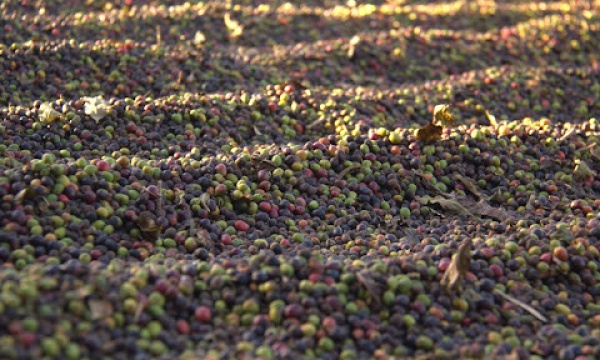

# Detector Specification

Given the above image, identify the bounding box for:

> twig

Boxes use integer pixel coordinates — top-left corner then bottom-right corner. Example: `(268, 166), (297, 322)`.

(134, 301), (144, 323)
(338, 164), (361, 179)
(556, 128), (576, 145)
(494, 289), (548, 323)
(306, 117), (327, 130)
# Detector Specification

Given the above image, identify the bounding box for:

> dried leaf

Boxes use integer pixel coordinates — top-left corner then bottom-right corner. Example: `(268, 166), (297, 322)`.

(423, 195), (474, 217)
(195, 227), (214, 248)
(454, 174), (487, 200)
(485, 110), (498, 127)
(440, 239), (471, 294)
(198, 192), (211, 210)
(415, 123), (443, 144)
(356, 270), (383, 307)
(433, 104), (456, 127)
(39, 102), (62, 123)
(186, 72), (195, 84)
(525, 194), (537, 211)
(193, 31), (206, 46)
(306, 117), (327, 130)
(72, 286), (93, 299)
(4, 152), (23, 167)
(531, 341), (550, 356)
(134, 301), (145, 323)
(212, 61), (243, 79)
(500, 348), (523, 360)
(493, 290), (548, 322)
(339, 164), (362, 179)
(348, 35), (361, 59)
(82, 96), (111, 123)
(14, 188), (36, 203)
(284, 79), (308, 90)
(88, 299), (114, 320)
(590, 146), (600, 161)
(574, 159), (596, 180)
(469, 198), (511, 220)
(135, 211), (163, 241)
(155, 25), (161, 46)
(489, 189), (504, 204)
(260, 160), (278, 168)
(224, 13), (244, 38)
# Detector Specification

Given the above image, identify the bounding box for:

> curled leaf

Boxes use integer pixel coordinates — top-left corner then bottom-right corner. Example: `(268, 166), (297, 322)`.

(82, 96), (111, 123)
(485, 110), (498, 127)
(88, 299), (114, 320)
(574, 159), (596, 180)
(356, 270), (383, 307)
(456, 195), (512, 220)
(198, 192), (211, 210)
(433, 104), (456, 127)
(421, 195), (474, 217)
(525, 194), (537, 211)
(338, 164), (362, 179)
(440, 239), (471, 294)
(224, 13), (244, 38)
(454, 173), (488, 200)
(348, 35), (361, 59)
(590, 145), (600, 161)
(39, 102), (62, 123)
(196, 227), (214, 248)
(193, 31), (206, 46)
(212, 62), (243, 79)
(174, 188), (186, 205)
(415, 123), (443, 144)
(135, 211), (163, 241)
(284, 79), (309, 90)
(14, 188), (36, 203)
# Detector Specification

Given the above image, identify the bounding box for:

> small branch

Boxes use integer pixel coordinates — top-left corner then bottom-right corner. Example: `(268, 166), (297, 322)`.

(338, 164), (361, 179)
(306, 117), (327, 130)
(494, 290), (548, 323)
(556, 128), (576, 145)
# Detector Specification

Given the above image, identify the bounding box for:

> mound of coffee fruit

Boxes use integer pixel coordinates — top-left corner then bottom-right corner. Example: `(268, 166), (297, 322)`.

(1, 0), (599, 359)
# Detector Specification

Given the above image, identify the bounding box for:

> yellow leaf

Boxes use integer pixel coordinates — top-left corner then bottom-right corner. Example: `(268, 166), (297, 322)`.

(433, 104), (456, 127)
(485, 110), (497, 127)
(415, 123), (443, 144)
(574, 159), (596, 180)
(88, 299), (114, 320)
(224, 13), (244, 38)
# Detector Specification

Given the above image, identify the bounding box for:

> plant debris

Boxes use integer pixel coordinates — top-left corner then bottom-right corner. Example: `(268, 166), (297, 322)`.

(356, 269), (383, 307)
(493, 290), (548, 323)
(454, 173), (489, 200)
(88, 299), (114, 321)
(574, 159), (597, 180)
(416, 104), (456, 143)
(417, 195), (475, 217)
(440, 239), (472, 294)
(415, 123), (444, 144)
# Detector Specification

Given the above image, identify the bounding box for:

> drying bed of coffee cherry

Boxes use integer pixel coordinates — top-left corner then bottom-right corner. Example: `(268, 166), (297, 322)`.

(1, 0), (600, 359)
